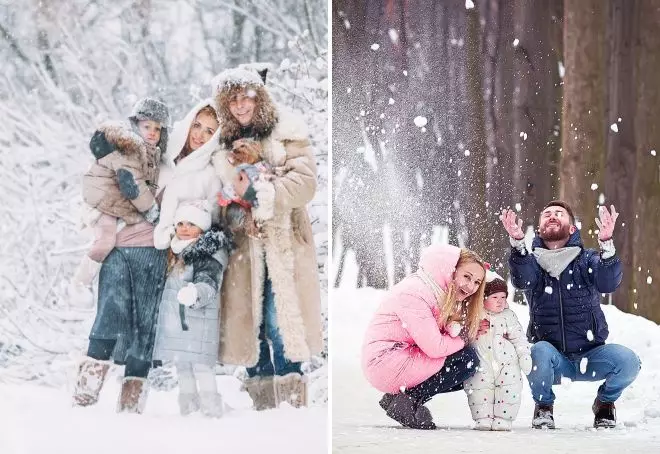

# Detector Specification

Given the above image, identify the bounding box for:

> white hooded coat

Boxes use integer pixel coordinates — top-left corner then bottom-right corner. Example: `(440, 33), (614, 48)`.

(154, 99), (222, 250)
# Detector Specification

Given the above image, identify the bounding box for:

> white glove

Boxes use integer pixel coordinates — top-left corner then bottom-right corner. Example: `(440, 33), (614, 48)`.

(446, 321), (462, 338)
(177, 283), (198, 307)
(519, 354), (533, 375)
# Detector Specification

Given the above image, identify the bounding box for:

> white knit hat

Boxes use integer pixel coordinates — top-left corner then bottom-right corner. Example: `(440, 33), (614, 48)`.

(173, 200), (212, 231)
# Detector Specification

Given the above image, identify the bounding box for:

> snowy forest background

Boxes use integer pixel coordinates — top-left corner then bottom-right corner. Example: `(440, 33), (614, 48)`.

(332, 0), (660, 324)
(0, 0), (328, 394)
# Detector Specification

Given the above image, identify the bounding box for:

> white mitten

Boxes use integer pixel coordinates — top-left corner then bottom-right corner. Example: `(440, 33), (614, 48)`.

(446, 321), (463, 338)
(177, 283), (198, 307)
(519, 354), (533, 375)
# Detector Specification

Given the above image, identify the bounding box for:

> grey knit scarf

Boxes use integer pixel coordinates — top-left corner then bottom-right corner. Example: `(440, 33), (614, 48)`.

(532, 246), (581, 279)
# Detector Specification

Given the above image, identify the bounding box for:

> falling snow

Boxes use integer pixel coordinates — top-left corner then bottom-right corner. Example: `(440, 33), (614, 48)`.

(591, 183), (599, 190)
(652, 150), (657, 156)
(388, 29), (399, 43)
(370, 43), (380, 51)
(413, 116), (428, 127)
(648, 276), (653, 285)
(580, 358), (589, 374)
(465, 0), (475, 9)
(513, 38), (520, 47)
(586, 330), (594, 341)
(544, 286), (553, 294)
(610, 123), (619, 132)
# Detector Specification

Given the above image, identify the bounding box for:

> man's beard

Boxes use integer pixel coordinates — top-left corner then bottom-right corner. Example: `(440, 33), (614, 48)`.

(539, 223), (571, 242)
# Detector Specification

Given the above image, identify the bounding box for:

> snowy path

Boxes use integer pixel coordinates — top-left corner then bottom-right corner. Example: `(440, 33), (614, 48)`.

(332, 287), (660, 453)
(0, 375), (327, 453)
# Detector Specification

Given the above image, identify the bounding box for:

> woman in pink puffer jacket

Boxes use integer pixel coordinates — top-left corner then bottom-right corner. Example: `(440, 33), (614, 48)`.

(362, 244), (488, 429)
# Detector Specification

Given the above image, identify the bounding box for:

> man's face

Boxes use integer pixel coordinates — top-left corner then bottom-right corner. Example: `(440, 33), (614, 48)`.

(538, 206), (575, 242)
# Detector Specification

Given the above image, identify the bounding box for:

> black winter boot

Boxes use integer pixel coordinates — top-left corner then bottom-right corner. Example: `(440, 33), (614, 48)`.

(532, 403), (555, 429)
(383, 393), (436, 430)
(593, 398), (616, 428)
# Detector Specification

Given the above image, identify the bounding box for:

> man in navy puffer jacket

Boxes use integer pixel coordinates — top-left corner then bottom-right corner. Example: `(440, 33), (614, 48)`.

(500, 200), (641, 430)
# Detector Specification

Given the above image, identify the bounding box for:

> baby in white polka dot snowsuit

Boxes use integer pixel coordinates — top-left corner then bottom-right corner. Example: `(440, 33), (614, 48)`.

(464, 275), (532, 431)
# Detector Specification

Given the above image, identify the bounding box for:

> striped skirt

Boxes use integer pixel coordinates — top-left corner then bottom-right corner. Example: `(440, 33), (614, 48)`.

(88, 247), (167, 364)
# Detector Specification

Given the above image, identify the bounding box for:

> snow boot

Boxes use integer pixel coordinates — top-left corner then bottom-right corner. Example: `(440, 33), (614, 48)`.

(275, 373), (307, 408)
(379, 393), (395, 411)
(117, 377), (148, 414)
(474, 418), (493, 431)
(72, 357), (110, 407)
(492, 417), (512, 431)
(243, 376), (276, 411)
(593, 398), (616, 428)
(199, 392), (225, 418)
(532, 403), (555, 429)
(384, 393), (436, 430)
(177, 392), (200, 416)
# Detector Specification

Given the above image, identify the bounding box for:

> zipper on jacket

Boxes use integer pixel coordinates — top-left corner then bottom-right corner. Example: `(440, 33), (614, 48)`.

(558, 280), (566, 352)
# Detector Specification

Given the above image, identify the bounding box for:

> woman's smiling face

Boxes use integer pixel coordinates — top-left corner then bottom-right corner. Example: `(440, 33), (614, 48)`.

(452, 262), (485, 301)
(187, 111), (218, 151)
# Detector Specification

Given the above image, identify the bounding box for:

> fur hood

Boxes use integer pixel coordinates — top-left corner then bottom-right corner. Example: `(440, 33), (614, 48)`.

(162, 99), (221, 175)
(213, 68), (279, 148)
(93, 121), (153, 161)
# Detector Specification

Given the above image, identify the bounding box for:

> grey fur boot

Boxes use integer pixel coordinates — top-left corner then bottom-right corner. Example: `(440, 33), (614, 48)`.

(117, 377), (149, 414)
(275, 373), (307, 408)
(72, 357), (111, 407)
(199, 392), (224, 418)
(178, 392), (200, 416)
(243, 376), (276, 411)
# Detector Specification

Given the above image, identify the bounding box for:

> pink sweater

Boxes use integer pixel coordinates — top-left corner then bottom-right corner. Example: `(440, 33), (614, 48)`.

(361, 244), (466, 393)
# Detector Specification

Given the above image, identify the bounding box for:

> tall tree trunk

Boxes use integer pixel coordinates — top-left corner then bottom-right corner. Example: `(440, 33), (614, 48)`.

(513, 0), (560, 231)
(464, 4), (489, 257)
(632, 0), (660, 323)
(492, 0), (516, 272)
(560, 0), (608, 249)
(605, 0), (637, 311)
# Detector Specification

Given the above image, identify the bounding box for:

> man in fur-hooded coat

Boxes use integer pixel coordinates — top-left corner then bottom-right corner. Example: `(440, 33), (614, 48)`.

(211, 68), (322, 408)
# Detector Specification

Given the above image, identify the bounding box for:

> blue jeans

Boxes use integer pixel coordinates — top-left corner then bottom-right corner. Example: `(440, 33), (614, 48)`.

(246, 271), (302, 378)
(528, 341), (641, 405)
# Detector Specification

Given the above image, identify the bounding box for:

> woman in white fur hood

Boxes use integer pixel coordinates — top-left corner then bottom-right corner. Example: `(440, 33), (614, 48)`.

(153, 100), (222, 250)
(211, 67), (322, 411)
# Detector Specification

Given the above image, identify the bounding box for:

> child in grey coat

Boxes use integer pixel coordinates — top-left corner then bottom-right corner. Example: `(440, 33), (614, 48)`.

(152, 199), (232, 417)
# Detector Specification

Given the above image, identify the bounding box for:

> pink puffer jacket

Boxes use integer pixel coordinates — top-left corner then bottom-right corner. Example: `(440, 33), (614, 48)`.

(361, 244), (467, 393)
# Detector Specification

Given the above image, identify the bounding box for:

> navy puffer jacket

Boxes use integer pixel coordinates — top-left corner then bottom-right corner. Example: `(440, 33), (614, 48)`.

(508, 230), (622, 355)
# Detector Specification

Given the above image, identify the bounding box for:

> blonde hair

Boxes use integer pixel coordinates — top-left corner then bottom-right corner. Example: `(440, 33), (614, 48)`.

(436, 249), (486, 342)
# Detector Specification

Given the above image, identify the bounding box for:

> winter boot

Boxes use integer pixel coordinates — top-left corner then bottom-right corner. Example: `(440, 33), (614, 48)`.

(474, 418), (493, 431)
(275, 373), (307, 408)
(592, 398), (616, 428)
(384, 393), (436, 430)
(243, 376), (276, 411)
(116, 377), (148, 414)
(177, 393), (200, 416)
(492, 417), (512, 431)
(532, 403), (555, 429)
(199, 392), (225, 418)
(379, 393), (395, 411)
(72, 357), (111, 407)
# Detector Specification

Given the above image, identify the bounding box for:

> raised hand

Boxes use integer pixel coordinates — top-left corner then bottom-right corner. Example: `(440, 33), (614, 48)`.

(499, 209), (525, 240)
(595, 205), (619, 241)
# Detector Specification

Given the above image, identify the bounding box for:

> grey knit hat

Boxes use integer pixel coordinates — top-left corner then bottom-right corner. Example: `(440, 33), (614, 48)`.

(129, 98), (171, 126)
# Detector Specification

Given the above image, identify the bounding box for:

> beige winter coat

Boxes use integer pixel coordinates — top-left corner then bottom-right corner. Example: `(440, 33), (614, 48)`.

(82, 122), (160, 224)
(212, 110), (323, 366)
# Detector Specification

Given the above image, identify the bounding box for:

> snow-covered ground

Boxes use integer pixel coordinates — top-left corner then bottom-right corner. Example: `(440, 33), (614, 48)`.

(0, 371), (327, 453)
(332, 258), (660, 453)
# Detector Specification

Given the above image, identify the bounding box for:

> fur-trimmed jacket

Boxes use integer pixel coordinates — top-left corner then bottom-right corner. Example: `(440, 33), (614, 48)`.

(212, 107), (323, 366)
(153, 99), (223, 250)
(152, 228), (231, 366)
(82, 122), (160, 224)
